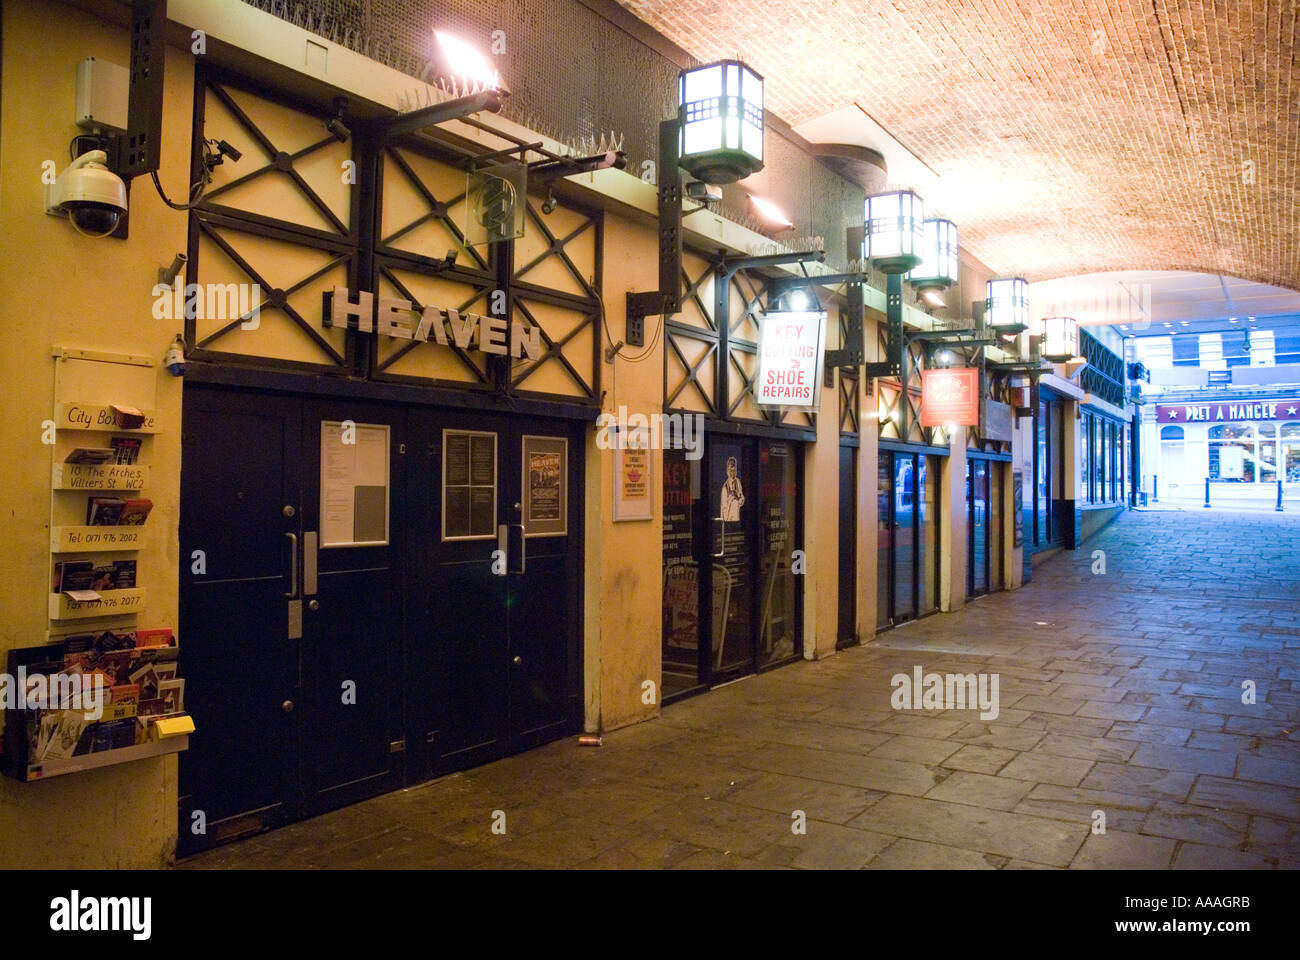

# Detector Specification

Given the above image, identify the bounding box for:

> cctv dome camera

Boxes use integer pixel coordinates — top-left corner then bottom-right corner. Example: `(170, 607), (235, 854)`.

(46, 149), (128, 238)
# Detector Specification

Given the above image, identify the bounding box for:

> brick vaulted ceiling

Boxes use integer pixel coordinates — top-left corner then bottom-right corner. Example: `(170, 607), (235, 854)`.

(615, 0), (1300, 291)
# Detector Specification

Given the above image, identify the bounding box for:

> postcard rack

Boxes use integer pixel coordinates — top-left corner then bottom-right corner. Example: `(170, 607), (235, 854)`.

(1, 347), (195, 781)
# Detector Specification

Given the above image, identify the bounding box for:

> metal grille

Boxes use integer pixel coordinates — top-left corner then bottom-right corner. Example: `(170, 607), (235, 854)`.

(240, 0), (677, 178)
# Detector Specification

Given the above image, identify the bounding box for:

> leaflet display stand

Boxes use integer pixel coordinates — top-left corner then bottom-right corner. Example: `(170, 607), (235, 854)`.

(0, 348), (195, 781)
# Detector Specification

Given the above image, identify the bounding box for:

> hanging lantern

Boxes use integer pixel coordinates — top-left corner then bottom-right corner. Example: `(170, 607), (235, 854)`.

(908, 219), (958, 289)
(866, 190), (925, 274)
(1042, 316), (1080, 361)
(985, 278), (1029, 334)
(678, 60), (764, 185)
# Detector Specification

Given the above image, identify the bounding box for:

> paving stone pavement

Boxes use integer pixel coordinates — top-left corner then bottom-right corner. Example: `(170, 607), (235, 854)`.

(181, 510), (1300, 870)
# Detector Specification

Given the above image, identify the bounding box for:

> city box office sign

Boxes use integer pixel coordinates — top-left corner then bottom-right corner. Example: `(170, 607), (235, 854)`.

(1157, 398), (1300, 423)
(323, 288), (542, 360)
(755, 311), (827, 409)
(920, 367), (979, 426)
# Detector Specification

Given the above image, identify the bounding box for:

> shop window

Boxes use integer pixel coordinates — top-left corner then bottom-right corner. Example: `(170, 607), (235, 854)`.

(1259, 423), (1278, 482)
(1080, 415), (1091, 503)
(1281, 423), (1300, 482)
(1208, 423), (1256, 482)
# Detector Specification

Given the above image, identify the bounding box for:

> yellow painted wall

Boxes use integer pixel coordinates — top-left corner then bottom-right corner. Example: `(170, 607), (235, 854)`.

(585, 214), (665, 730)
(0, 0), (195, 867)
(800, 319), (843, 658)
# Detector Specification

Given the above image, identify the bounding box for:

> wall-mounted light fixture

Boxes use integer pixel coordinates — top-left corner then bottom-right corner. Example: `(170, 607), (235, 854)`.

(908, 218), (958, 289)
(1041, 316), (1080, 362)
(863, 190), (926, 416)
(678, 61), (764, 185)
(866, 190), (924, 275)
(625, 59), (774, 347)
(985, 278), (1030, 335)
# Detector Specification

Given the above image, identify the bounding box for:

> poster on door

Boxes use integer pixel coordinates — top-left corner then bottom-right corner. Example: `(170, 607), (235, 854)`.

(443, 430), (497, 540)
(522, 435), (567, 536)
(320, 421), (390, 548)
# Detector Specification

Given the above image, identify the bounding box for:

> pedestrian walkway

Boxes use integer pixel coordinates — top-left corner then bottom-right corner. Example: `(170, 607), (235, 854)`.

(181, 510), (1300, 870)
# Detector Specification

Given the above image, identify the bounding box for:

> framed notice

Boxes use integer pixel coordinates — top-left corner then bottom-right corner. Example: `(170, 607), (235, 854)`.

(522, 435), (567, 537)
(613, 427), (653, 521)
(442, 429), (497, 540)
(320, 421), (390, 548)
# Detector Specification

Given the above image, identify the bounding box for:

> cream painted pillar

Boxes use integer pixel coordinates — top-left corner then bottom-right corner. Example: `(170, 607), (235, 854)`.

(941, 428), (968, 611)
(803, 367), (843, 660)
(585, 216), (666, 733)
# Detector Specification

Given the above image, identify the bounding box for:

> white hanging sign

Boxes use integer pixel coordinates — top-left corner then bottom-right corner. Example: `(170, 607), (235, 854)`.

(754, 310), (826, 410)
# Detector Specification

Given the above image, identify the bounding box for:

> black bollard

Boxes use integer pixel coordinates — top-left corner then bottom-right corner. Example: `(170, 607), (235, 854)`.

(1277, 479), (1284, 513)
(1204, 476), (1210, 508)
(1153, 473), (1158, 503)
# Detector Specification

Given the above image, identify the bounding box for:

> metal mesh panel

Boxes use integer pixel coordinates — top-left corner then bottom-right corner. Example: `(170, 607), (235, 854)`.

(239, 0), (677, 175)
(241, 0), (846, 246)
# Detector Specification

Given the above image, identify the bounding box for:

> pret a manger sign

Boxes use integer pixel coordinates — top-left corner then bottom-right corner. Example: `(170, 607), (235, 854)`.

(755, 310), (826, 410)
(1157, 398), (1299, 423)
(921, 367), (979, 426)
(324, 287), (542, 360)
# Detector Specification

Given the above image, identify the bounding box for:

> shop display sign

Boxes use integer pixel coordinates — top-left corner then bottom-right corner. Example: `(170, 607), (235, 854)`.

(522, 436), (567, 537)
(981, 397), (1015, 442)
(920, 368), (979, 426)
(755, 310), (827, 410)
(1157, 398), (1300, 423)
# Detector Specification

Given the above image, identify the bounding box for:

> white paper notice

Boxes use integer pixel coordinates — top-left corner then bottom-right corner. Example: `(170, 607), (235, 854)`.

(320, 422), (390, 547)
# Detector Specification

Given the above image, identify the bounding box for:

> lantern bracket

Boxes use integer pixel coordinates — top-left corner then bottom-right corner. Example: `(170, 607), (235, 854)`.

(823, 282), (865, 387)
(718, 249), (825, 277)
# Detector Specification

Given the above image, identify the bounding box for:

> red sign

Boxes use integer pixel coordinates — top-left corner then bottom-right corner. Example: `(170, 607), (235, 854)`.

(1157, 398), (1300, 424)
(921, 368), (979, 426)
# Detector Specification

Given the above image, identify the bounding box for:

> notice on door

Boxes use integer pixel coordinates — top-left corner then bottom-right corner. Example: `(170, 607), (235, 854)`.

(443, 430), (497, 540)
(321, 421), (390, 548)
(522, 435), (567, 537)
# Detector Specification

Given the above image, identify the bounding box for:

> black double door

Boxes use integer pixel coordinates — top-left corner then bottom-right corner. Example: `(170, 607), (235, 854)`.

(661, 433), (802, 699)
(178, 385), (582, 853)
(406, 407), (585, 775)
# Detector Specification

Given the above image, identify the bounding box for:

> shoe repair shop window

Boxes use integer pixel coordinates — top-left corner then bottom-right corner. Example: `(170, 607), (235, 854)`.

(661, 251), (812, 701)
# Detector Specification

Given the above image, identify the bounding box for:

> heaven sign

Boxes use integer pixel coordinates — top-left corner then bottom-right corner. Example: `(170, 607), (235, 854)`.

(323, 287), (541, 361)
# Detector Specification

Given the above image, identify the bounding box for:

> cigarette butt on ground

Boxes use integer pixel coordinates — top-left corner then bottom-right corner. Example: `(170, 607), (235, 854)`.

(577, 735), (602, 747)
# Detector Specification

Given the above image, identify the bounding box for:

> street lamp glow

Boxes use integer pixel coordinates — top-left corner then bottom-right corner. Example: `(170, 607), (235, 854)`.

(866, 190), (925, 274)
(749, 194), (793, 229)
(678, 60), (764, 184)
(985, 278), (1029, 334)
(908, 219), (958, 289)
(434, 30), (500, 90)
(1041, 316), (1079, 362)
